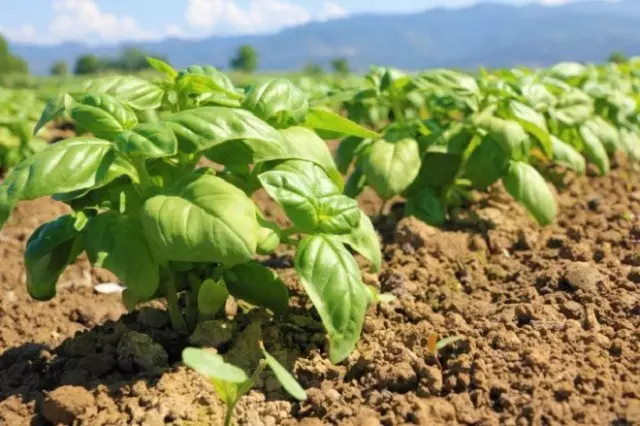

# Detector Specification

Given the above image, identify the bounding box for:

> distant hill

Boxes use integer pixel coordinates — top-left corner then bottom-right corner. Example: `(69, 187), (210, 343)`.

(10, 0), (640, 75)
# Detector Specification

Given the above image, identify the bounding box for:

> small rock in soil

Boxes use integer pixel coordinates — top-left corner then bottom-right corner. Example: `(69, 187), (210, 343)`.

(137, 307), (169, 329)
(116, 331), (168, 373)
(41, 385), (95, 425)
(377, 362), (418, 393)
(560, 300), (583, 319)
(563, 262), (603, 292)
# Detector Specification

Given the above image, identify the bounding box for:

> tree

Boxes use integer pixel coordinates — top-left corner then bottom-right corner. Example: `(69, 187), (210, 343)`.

(331, 58), (350, 74)
(302, 63), (324, 76)
(51, 61), (69, 76)
(230, 45), (258, 73)
(0, 34), (28, 74)
(608, 51), (629, 64)
(74, 54), (100, 75)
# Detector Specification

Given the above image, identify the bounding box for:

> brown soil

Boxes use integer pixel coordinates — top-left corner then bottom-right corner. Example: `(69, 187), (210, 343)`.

(1, 157), (639, 426)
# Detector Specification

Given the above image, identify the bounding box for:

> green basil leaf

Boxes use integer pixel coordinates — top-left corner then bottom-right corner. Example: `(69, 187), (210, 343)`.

(197, 278), (229, 316)
(166, 106), (282, 154)
(223, 261), (289, 315)
(304, 107), (379, 139)
(0, 138), (125, 228)
(316, 195), (361, 234)
(508, 100), (552, 158)
(474, 114), (530, 161)
(259, 170), (322, 230)
(140, 172), (258, 266)
(551, 89), (593, 126)
(336, 136), (364, 175)
(619, 127), (640, 161)
(582, 117), (620, 154)
(256, 215), (280, 255)
(294, 235), (372, 364)
(363, 137), (421, 200)
(242, 79), (309, 126)
(261, 348), (307, 401)
(71, 93), (138, 139)
(34, 92), (72, 135)
(146, 57), (178, 79)
(344, 167), (366, 198)
(464, 136), (509, 189)
(579, 125), (610, 175)
(182, 347), (248, 383)
(116, 123), (178, 158)
(405, 187), (446, 226)
(178, 65), (240, 100)
(413, 152), (461, 189)
(551, 135), (586, 174)
(337, 211), (381, 272)
(85, 212), (160, 299)
(502, 161), (557, 226)
(83, 76), (164, 110)
(25, 215), (83, 301)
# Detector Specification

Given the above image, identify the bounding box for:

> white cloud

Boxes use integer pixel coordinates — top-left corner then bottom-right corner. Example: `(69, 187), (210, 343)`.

(0, 24), (38, 43)
(318, 1), (348, 21)
(2, 0), (158, 45)
(47, 0), (154, 43)
(185, 0), (349, 34)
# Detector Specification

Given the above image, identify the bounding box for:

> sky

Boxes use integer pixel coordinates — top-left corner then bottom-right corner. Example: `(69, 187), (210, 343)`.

(0, 0), (595, 45)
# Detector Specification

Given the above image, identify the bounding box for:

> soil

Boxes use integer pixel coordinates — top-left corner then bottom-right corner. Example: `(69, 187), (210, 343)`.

(1, 151), (639, 425)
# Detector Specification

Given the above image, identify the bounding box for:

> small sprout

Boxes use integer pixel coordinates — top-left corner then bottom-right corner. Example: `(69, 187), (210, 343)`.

(427, 333), (464, 369)
(368, 285), (397, 304)
(183, 343), (306, 426)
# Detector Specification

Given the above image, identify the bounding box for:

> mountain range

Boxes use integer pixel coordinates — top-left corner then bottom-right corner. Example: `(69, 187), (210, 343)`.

(10, 0), (640, 75)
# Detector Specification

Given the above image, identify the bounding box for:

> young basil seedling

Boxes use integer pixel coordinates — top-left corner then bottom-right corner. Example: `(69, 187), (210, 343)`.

(182, 344), (306, 426)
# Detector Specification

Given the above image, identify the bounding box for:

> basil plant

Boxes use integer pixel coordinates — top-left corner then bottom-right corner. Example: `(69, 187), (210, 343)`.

(0, 59), (381, 364)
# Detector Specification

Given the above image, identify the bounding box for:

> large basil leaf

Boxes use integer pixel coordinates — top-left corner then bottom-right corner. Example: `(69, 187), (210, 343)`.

(551, 136), (585, 174)
(582, 117), (620, 154)
(579, 125), (610, 175)
(242, 79), (308, 126)
(363, 137), (421, 200)
(294, 234), (372, 364)
(71, 93), (138, 139)
(413, 151), (461, 189)
(0, 138), (129, 228)
(25, 215), (83, 300)
(551, 89), (593, 126)
(259, 167), (358, 234)
(464, 137), (509, 189)
(619, 127), (640, 161)
(166, 106), (282, 153)
(508, 100), (552, 158)
(116, 123), (178, 158)
(304, 107), (379, 139)
(223, 261), (289, 315)
(502, 161), (557, 226)
(140, 172), (258, 266)
(405, 187), (446, 226)
(82, 76), (164, 110)
(337, 211), (381, 272)
(85, 213), (159, 299)
(474, 114), (530, 161)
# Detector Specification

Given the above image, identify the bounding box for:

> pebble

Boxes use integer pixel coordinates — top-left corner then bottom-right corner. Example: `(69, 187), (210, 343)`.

(564, 263), (603, 292)
(41, 386), (95, 425)
(561, 300), (583, 319)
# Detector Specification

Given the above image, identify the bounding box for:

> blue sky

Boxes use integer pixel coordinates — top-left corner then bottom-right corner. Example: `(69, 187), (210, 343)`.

(0, 0), (585, 45)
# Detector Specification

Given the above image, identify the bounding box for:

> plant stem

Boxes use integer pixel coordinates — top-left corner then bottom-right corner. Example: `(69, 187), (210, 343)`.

(165, 273), (187, 331)
(223, 402), (236, 426)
